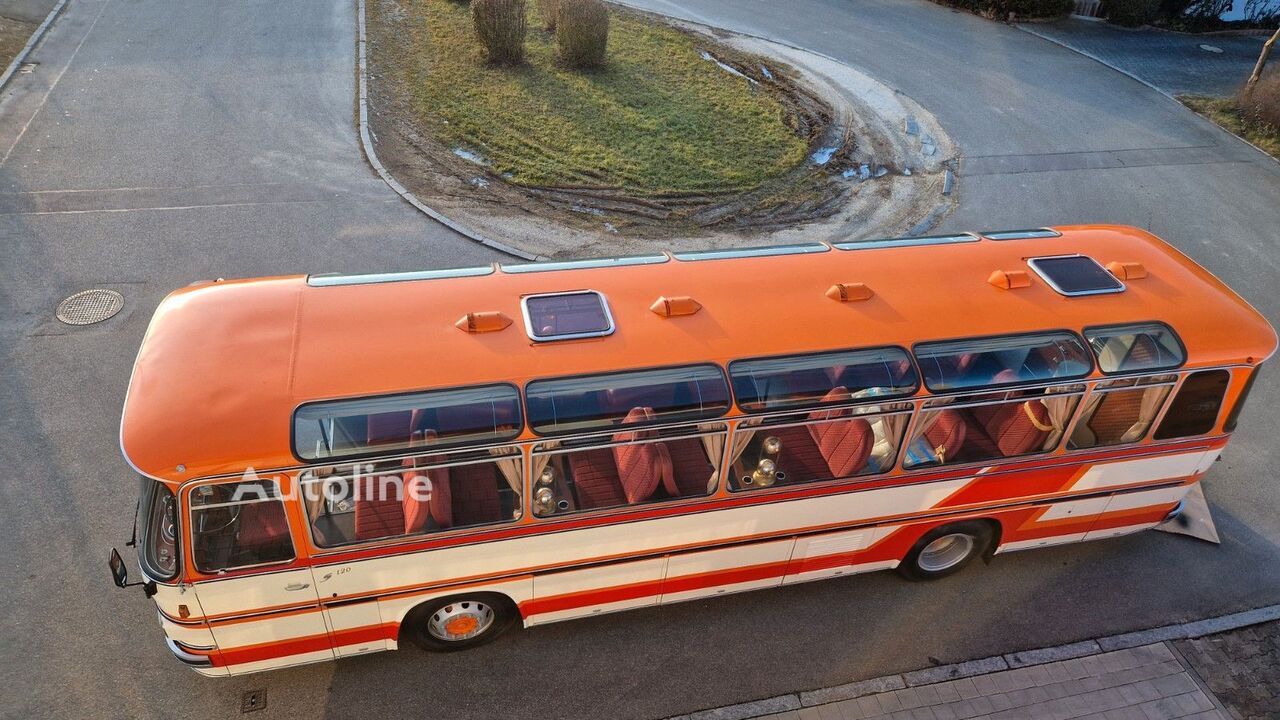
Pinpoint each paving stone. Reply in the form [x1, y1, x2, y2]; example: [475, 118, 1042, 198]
[932, 682, 962, 704]
[855, 696, 881, 719]
[1176, 619, 1280, 720]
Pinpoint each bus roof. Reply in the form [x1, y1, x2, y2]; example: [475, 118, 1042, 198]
[120, 224, 1277, 484]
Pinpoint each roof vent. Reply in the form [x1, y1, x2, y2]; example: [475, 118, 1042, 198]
[1028, 255, 1125, 297]
[650, 295, 702, 317]
[522, 290, 615, 342]
[456, 311, 512, 334]
[987, 270, 1031, 290]
[825, 282, 874, 302]
[1106, 261, 1148, 281]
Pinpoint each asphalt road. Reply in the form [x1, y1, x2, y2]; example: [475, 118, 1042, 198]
[1, 1, 1279, 719]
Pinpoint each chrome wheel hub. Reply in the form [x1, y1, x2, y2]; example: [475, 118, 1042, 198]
[427, 600, 495, 642]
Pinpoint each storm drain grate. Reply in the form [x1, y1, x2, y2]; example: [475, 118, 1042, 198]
[56, 289, 124, 325]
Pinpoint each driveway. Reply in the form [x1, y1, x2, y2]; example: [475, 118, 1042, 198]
[2, 1, 1280, 719]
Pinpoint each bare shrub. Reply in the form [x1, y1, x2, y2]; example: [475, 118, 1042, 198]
[557, 0, 609, 69]
[472, 0, 527, 65]
[1238, 72, 1280, 130]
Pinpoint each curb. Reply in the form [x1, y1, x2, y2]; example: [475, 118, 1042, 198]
[0, 0, 68, 94]
[1014, 23, 1280, 170]
[666, 602, 1280, 720]
[355, 0, 541, 261]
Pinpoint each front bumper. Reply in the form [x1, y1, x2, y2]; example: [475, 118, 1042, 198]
[165, 637, 214, 668]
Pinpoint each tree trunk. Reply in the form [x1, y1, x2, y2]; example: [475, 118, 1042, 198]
[1245, 27, 1280, 96]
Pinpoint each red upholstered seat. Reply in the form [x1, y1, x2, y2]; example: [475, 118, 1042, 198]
[665, 437, 714, 497]
[923, 409, 967, 463]
[612, 407, 673, 504]
[970, 399, 1053, 457]
[569, 448, 626, 509]
[449, 462, 503, 526]
[806, 387, 874, 478]
[1086, 390, 1145, 445]
[403, 430, 453, 532]
[354, 474, 406, 541]
[237, 500, 291, 550]
[772, 425, 831, 481]
[1122, 333, 1165, 370]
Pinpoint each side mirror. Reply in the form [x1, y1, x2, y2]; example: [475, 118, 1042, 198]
[110, 548, 129, 588]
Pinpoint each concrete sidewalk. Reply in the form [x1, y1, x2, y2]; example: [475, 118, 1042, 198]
[1017, 18, 1267, 97]
[674, 608, 1280, 720]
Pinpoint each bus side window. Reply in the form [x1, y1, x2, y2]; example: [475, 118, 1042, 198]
[1153, 370, 1231, 440]
[1069, 375, 1176, 449]
[302, 449, 523, 547]
[1223, 367, 1260, 433]
[903, 385, 1083, 468]
[190, 480, 295, 573]
[533, 423, 725, 517]
[728, 402, 910, 491]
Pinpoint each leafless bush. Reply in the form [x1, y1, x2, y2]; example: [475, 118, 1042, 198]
[557, 0, 609, 69]
[1238, 72, 1280, 130]
[472, 0, 527, 65]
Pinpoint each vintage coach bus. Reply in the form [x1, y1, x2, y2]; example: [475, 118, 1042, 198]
[111, 224, 1275, 676]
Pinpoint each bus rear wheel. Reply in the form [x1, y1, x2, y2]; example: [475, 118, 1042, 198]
[898, 521, 994, 581]
[402, 593, 517, 652]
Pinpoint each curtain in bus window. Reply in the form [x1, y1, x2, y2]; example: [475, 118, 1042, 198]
[698, 423, 726, 493]
[489, 448, 523, 495]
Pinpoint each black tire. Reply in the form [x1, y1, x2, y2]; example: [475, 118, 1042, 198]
[897, 521, 994, 581]
[402, 593, 517, 652]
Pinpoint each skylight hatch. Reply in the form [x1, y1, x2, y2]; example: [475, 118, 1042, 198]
[1028, 255, 1125, 297]
[522, 290, 615, 342]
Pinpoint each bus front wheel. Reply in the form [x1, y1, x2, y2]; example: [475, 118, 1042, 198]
[898, 521, 994, 581]
[402, 593, 517, 652]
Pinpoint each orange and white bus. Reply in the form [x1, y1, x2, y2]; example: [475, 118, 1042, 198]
[111, 224, 1275, 676]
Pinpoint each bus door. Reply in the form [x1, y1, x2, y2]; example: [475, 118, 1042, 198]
[186, 477, 333, 669]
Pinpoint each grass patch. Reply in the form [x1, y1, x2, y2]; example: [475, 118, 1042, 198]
[1181, 95, 1280, 160]
[382, 0, 809, 195]
[0, 14, 37, 72]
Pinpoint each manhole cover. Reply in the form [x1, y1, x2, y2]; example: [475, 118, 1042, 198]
[56, 289, 124, 325]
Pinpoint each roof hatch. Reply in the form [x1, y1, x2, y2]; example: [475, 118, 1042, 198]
[1028, 255, 1125, 297]
[522, 290, 615, 342]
